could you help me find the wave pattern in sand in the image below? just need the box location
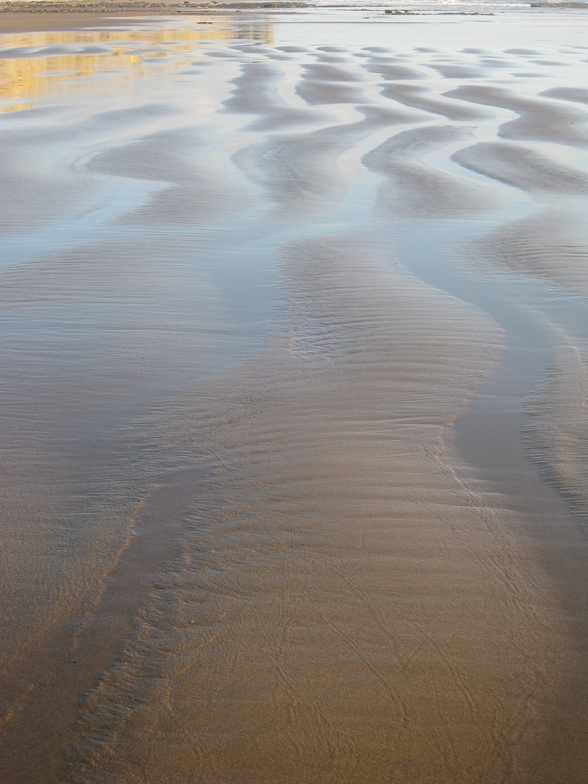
[1,15,588,784]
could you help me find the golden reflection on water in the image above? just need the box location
[0,17,274,106]
[0,101,35,112]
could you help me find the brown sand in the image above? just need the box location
[63,234,565,784]
[1,12,588,784]
[0,0,311,16]
[526,344,588,528]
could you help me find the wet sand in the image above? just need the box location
[1,10,588,783]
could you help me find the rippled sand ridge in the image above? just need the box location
[1,10,588,783]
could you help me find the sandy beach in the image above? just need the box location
[1,7,588,783]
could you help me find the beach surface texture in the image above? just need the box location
[1,5,588,783]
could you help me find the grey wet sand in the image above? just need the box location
[364,125,497,217]
[452,140,588,194]
[460,208,588,295]
[1,12,588,784]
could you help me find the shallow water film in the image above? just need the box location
[1,11,588,783]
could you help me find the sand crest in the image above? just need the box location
[364,126,495,217]
[452,140,588,195]
[446,84,588,146]
[460,208,588,295]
